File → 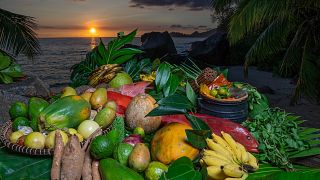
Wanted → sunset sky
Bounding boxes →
[1,0,215,38]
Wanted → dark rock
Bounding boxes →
[141,31,177,59]
[0,75,51,124]
[257,86,275,94]
[188,31,229,67]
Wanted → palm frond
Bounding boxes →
[0,8,40,59]
[228,0,290,44]
[243,16,294,76]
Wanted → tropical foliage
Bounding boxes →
[0,8,40,84]
[70,29,143,87]
[211,0,320,103]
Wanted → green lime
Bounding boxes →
[218,88,227,95]
[12,117,30,131]
[133,127,145,138]
[9,102,28,119]
[109,72,133,88]
[145,161,168,180]
[113,143,134,166]
[210,89,218,97]
[90,129,119,159]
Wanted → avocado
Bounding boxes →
[99,158,143,180]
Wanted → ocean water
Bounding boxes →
[18,37,205,92]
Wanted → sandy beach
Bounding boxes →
[228,66,320,128]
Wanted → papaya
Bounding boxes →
[99,158,143,180]
[39,95,91,131]
[28,97,49,131]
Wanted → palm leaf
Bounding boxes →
[0,8,40,59]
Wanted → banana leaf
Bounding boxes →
[0,53,11,70]
[0,147,52,180]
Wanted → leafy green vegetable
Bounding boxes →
[0,147,51,180]
[242,108,310,170]
[186,82,197,106]
[163,74,181,97]
[111,116,125,143]
[160,157,201,180]
[186,130,211,149]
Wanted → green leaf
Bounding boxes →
[112,54,135,64]
[111,48,143,61]
[186,82,197,106]
[0,54,11,70]
[301,133,320,141]
[155,63,171,92]
[157,94,194,110]
[186,129,211,149]
[152,58,161,70]
[185,114,211,131]
[0,63,23,77]
[0,147,51,180]
[113,29,137,50]
[124,58,152,82]
[0,73,13,84]
[160,157,201,180]
[298,128,320,137]
[289,147,320,158]
[147,105,187,116]
[163,74,181,97]
[97,40,108,65]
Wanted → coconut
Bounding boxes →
[125,94,161,133]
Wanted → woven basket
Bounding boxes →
[0,121,111,156]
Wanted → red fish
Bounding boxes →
[161,113,259,153]
[119,81,151,97]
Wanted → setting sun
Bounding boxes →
[89,27,96,35]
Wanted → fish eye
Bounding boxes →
[247,136,251,140]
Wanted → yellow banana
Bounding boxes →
[247,152,259,171]
[222,164,245,178]
[236,142,249,163]
[206,138,232,157]
[203,149,234,164]
[212,133,237,161]
[221,131,242,162]
[225,173,248,180]
[207,166,226,180]
[202,156,230,167]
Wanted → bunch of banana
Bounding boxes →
[140,71,156,82]
[202,131,259,180]
[88,64,122,87]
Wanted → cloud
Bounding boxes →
[129,0,210,11]
[170,24,209,30]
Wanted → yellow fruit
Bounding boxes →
[10,131,24,143]
[61,86,77,98]
[222,164,245,178]
[207,166,226,180]
[151,123,199,164]
[45,130,69,149]
[24,132,46,149]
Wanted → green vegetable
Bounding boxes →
[111,116,125,143]
[99,158,143,180]
[123,58,152,82]
[0,52,23,84]
[242,108,309,170]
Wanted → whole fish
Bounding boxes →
[161,113,259,153]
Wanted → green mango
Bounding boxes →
[39,95,91,131]
[28,97,49,131]
[99,158,143,180]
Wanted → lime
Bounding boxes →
[113,143,134,166]
[145,161,168,180]
[12,117,30,131]
[218,88,227,95]
[133,127,145,138]
[210,89,218,97]
[9,102,28,119]
[109,72,133,88]
[90,130,119,159]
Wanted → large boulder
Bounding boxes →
[188,31,229,67]
[0,75,51,124]
[141,31,177,59]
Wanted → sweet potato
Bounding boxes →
[92,160,101,180]
[60,135,84,180]
[51,130,64,180]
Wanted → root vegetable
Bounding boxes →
[51,130,64,180]
[92,160,101,180]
